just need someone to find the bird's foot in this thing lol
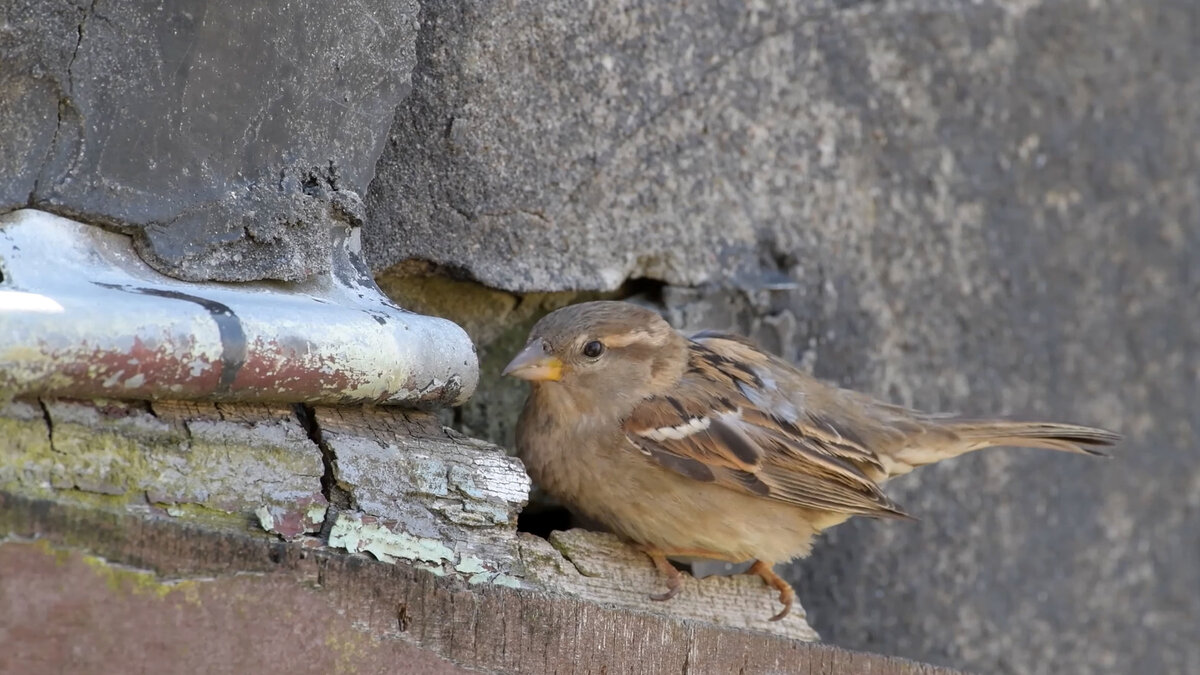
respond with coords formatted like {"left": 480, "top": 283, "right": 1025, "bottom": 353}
{"left": 639, "top": 546, "right": 684, "bottom": 601}
{"left": 637, "top": 546, "right": 745, "bottom": 603}
{"left": 749, "top": 560, "right": 795, "bottom": 621}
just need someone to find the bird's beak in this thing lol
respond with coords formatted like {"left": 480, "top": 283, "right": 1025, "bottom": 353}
{"left": 502, "top": 340, "right": 563, "bottom": 381}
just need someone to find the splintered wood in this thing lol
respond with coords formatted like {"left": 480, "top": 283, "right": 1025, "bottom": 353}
{"left": 0, "top": 399, "right": 967, "bottom": 673}
{"left": 305, "top": 405, "right": 820, "bottom": 641}
{"left": 520, "top": 529, "right": 820, "bottom": 642}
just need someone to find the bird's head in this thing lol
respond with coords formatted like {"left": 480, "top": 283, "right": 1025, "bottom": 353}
{"left": 502, "top": 301, "right": 687, "bottom": 406}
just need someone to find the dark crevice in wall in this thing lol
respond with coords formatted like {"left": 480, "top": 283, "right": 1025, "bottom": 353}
{"left": 30, "top": 0, "right": 95, "bottom": 206}
{"left": 616, "top": 276, "right": 668, "bottom": 306}
{"left": 515, "top": 501, "right": 574, "bottom": 541}
{"left": 293, "top": 404, "right": 355, "bottom": 539}
{"left": 36, "top": 398, "right": 54, "bottom": 447}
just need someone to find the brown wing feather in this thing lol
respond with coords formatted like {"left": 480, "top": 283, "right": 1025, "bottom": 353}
{"left": 623, "top": 333, "right": 909, "bottom": 519}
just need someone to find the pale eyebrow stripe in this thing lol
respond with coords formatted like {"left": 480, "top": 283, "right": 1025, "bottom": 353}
{"left": 602, "top": 329, "right": 666, "bottom": 348}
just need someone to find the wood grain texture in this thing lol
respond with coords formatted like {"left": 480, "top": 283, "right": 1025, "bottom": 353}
{"left": 0, "top": 399, "right": 959, "bottom": 671}
{"left": 0, "top": 398, "right": 823, "bottom": 642}
{"left": 307, "top": 404, "right": 823, "bottom": 642}
{"left": 0, "top": 491, "right": 958, "bottom": 674}
{"left": 522, "top": 530, "right": 820, "bottom": 642}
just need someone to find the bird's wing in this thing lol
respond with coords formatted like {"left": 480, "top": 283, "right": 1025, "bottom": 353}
{"left": 621, "top": 332, "right": 912, "bottom": 518}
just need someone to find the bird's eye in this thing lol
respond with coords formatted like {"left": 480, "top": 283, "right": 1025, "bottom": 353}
{"left": 582, "top": 340, "right": 605, "bottom": 358}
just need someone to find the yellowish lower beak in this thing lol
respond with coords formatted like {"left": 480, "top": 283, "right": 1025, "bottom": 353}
{"left": 502, "top": 340, "right": 563, "bottom": 381}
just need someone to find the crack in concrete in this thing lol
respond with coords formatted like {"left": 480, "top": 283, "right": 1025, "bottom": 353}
{"left": 30, "top": 0, "right": 97, "bottom": 205}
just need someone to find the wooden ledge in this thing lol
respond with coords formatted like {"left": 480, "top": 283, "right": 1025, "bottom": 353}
{"left": 0, "top": 492, "right": 960, "bottom": 674}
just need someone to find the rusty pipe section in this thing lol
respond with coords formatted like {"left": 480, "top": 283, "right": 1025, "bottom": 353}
{"left": 0, "top": 210, "right": 477, "bottom": 407}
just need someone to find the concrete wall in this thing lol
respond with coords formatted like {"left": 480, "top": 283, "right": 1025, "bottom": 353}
{"left": 366, "top": 2, "right": 1199, "bottom": 673}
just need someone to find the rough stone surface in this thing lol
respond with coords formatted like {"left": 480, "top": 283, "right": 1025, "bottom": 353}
{"left": 365, "top": 1, "right": 1200, "bottom": 672}
{"left": 1, "top": 0, "right": 417, "bottom": 282}
{"left": 0, "top": 0, "right": 77, "bottom": 209}
{"left": 366, "top": 0, "right": 1197, "bottom": 292}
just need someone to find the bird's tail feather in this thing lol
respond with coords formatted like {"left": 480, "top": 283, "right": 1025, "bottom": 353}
{"left": 892, "top": 419, "right": 1119, "bottom": 470}
{"left": 948, "top": 420, "right": 1120, "bottom": 456}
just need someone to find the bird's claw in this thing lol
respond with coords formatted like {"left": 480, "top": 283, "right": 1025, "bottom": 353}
{"left": 649, "top": 579, "right": 682, "bottom": 602}
{"left": 750, "top": 560, "right": 795, "bottom": 621}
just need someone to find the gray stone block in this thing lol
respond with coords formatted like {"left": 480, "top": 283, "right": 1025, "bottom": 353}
{"left": 366, "top": 1, "right": 1199, "bottom": 672}
{"left": 3, "top": 0, "right": 417, "bottom": 282}
{"left": 365, "top": 0, "right": 1197, "bottom": 294}
{"left": 0, "top": 0, "right": 78, "bottom": 209}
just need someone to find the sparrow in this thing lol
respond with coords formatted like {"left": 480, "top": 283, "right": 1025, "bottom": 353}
{"left": 503, "top": 301, "right": 1119, "bottom": 621}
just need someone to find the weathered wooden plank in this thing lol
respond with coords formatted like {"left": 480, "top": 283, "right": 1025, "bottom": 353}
{"left": 0, "top": 541, "right": 474, "bottom": 675}
{"left": 309, "top": 404, "right": 820, "bottom": 642}
{"left": 520, "top": 530, "right": 820, "bottom": 642}
{"left": 0, "top": 491, "right": 960, "bottom": 674}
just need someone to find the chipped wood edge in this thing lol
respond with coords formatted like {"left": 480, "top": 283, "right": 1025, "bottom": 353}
{"left": 0, "top": 490, "right": 962, "bottom": 674}
{"left": 519, "top": 529, "right": 821, "bottom": 642}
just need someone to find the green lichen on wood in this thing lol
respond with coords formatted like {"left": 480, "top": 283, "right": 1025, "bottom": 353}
{"left": 27, "top": 539, "right": 202, "bottom": 604}
{"left": 0, "top": 399, "right": 323, "bottom": 527}
{"left": 40, "top": 419, "right": 164, "bottom": 495}
{"left": 149, "top": 501, "right": 263, "bottom": 530}
{"left": 0, "top": 404, "right": 54, "bottom": 491}
{"left": 322, "top": 625, "right": 378, "bottom": 674}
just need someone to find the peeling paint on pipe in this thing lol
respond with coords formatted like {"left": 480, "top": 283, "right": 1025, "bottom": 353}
{"left": 0, "top": 210, "right": 478, "bottom": 406}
